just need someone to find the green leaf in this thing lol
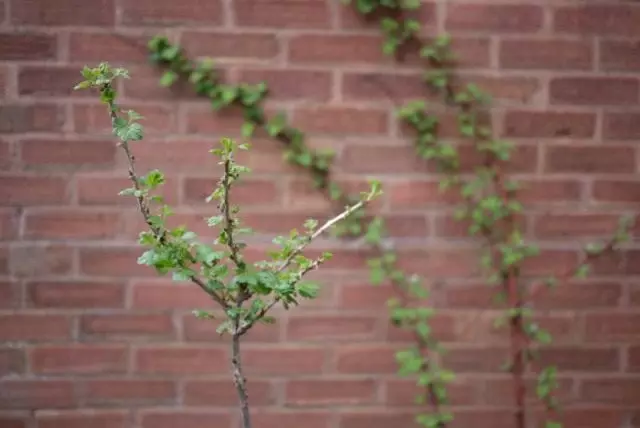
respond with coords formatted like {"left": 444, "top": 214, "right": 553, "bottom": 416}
{"left": 114, "top": 122, "right": 143, "bottom": 142}
{"left": 266, "top": 113, "right": 287, "bottom": 137}
{"left": 297, "top": 281, "right": 319, "bottom": 299}
{"left": 242, "top": 122, "right": 256, "bottom": 138}
{"left": 574, "top": 264, "right": 590, "bottom": 279}
{"left": 160, "top": 70, "right": 178, "bottom": 87}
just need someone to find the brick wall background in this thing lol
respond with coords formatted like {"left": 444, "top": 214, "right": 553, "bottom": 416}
{"left": 2, "top": 0, "right": 640, "bottom": 427}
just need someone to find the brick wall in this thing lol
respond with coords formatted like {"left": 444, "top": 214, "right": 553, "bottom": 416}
{"left": 1, "top": 0, "right": 640, "bottom": 427}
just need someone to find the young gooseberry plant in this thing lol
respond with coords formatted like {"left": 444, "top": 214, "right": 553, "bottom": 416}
{"left": 73, "top": 62, "right": 382, "bottom": 428}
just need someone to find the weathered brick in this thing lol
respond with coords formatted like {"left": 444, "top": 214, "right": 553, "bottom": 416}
{"left": 0, "top": 33, "right": 57, "bottom": 60}
{"left": 120, "top": 0, "right": 223, "bottom": 25}
{"left": 12, "top": 0, "right": 115, "bottom": 26}
{"left": 446, "top": 3, "right": 543, "bottom": 33}
{"left": 544, "top": 145, "right": 635, "bottom": 174}
{"left": 234, "top": 0, "right": 330, "bottom": 29}
{"left": 554, "top": 5, "right": 640, "bottom": 37}
{"left": 0, "top": 105, "right": 63, "bottom": 133}
{"left": 500, "top": 39, "right": 593, "bottom": 70}
{"left": 503, "top": 110, "right": 596, "bottom": 139}
{"left": 183, "top": 31, "right": 279, "bottom": 59}
{"left": 550, "top": 77, "right": 639, "bottom": 106}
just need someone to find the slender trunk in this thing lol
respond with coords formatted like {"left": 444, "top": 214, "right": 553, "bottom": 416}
{"left": 507, "top": 272, "right": 526, "bottom": 428}
{"left": 231, "top": 333, "right": 251, "bottom": 428}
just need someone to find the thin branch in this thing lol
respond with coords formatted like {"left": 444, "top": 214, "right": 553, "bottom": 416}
{"left": 106, "top": 100, "right": 228, "bottom": 309}
{"left": 219, "top": 156, "right": 245, "bottom": 271}
{"left": 276, "top": 198, "right": 367, "bottom": 274}
{"left": 236, "top": 198, "right": 369, "bottom": 336}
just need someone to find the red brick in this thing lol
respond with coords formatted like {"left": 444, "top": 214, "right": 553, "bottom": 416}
{"left": 0, "top": 380, "right": 75, "bottom": 409}
{"left": 585, "top": 313, "right": 640, "bottom": 342}
{"left": 521, "top": 250, "right": 578, "bottom": 277}
{"left": 0, "top": 415, "right": 26, "bottom": 428}
{"left": 243, "top": 347, "right": 326, "bottom": 375}
{"left": 482, "top": 376, "right": 574, "bottom": 406}
{"left": 0, "top": 210, "right": 17, "bottom": 241}
{"left": 120, "top": 0, "right": 223, "bottom": 25}
{"left": 336, "top": 345, "right": 396, "bottom": 374}
{"left": 184, "top": 379, "right": 275, "bottom": 406}
{"left": 183, "top": 31, "right": 279, "bottom": 59}
{"left": 74, "top": 103, "right": 175, "bottom": 136}
{"left": 292, "top": 106, "right": 389, "bottom": 136}
{"left": 289, "top": 34, "right": 384, "bottom": 64}
{"left": 18, "top": 66, "right": 90, "bottom": 97}
{"left": 537, "top": 347, "right": 619, "bottom": 372}
{"left": 503, "top": 110, "right": 596, "bottom": 139}
{"left": 285, "top": 379, "right": 376, "bottom": 405}
{"left": 0, "top": 104, "right": 63, "bottom": 133}
{"left": 460, "top": 74, "right": 541, "bottom": 104}
{"left": 184, "top": 177, "right": 280, "bottom": 207}
{"left": 397, "top": 248, "right": 479, "bottom": 278}
{"left": 252, "top": 411, "right": 330, "bottom": 428}
{"left": 458, "top": 144, "right": 537, "bottom": 174}
{"left": 550, "top": 77, "right": 639, "bottom": 106}
{"left": 342, "top": 72, "right": 425, "bottom": 102}
{"left": 0, "top": 281, "right": 20, "bottom": 309}
{"left": 600, "top": 40, "right": 640, "bottom": 72}
{"left": 338, "top": 411, "right": 414, "bottom": 428}
{"left": 21, "top": 139, "right": 116, "bottom": 168}
{"left": 0, "top": 175, "right": 69, "bottom": 206}
{"left": 340, "top": 146, "right": 430, "bottom": 175}
{"left": 24, "top": 210, "right": 121, "bottom": 239}
{"left": 560, "top": 409, "right": 626, "bottom": 428}
{"left": 0, "top": 314, "right": 71, "bottom": 341}
{"left": 446, "top": 3, "right": 543, "bottom": 33}
{"left": 238, "top": 69, "right": 332, "bottom": 101}
{"left": 135, "top": 346, "right": 227, "bottom": 375}
{"left": 0, "top": 348, "right": 25, "bottom": 376}
{"left": 30, "top": 345, "right": 128, "bottom": 374}
{"left": 581, "top": 379, "right": 640, "bottom": 405}
{"left": 603, "top": 112, "right": 640, "bottom": 141}
{"left": 534, "top": 213, "right": 619, "bottom": 239}
{"left": 11, "top": 0, "right": 114, "bottom": 26}
{"left": 36, "top": 411, "right": 128, "bottom": 428}
{"left": 77, "top": 175, "right": 178, "bottom": 206}
{"left": 140, "top": 410, "right": 232, "bottom": 428}
{"left": 234, "top": 0, "right": 330, "bottom": 29}
{"left": 630, "top": 346, "right": 640, "bottom": 371}
{"left": 593, "top": 180, "right": 640, "bottom": 203}
{"left": 339, "top": 284, "right": 397, "bottom": 310}
{"left": 81, "top": 314, "right": 175, "bottom": 337}
{"left": 554, "top": 5, "right": 640, "bottom": 37}
{"left": 83, "top": 379, "right": 176, "bottom": 404}
{"left": 500, "top": 39, "right": 592, "bottom": 71}
{"left": 79, "top": 247, "right": 154, "bottom": 278}
{"left": 120, "top": 65, "right": 198, "bottom": 101}
{"left": 130, "top": 140, "right": 229, "bottom": 172}
{"left": 389, "top": 180, "right": 457, "bottom": 208}
{"left": 286, "top": 315, "right": 378, "bottom": 341}
{"left": 443, "top": 347, "right": 508, "bottom": 373}
{"left": 27, "top": 281, "right": 124, "bottom": 308}
{"left": 131, "top": 282, "right": 213, "bottom": 310}
{"left": 532, "top": 282, "right": 622, "bottom": 309}
{"left": 544, "top": 145, "right": 635, "bottom": 174}
{"left": 69, "top": 33, "right": 148, "bottom": 63}
{"left": 385, "top": 378, "right": 477, "bottom": 406}
{"left": 0, "top": 33, "right": 57, "bottom": 60}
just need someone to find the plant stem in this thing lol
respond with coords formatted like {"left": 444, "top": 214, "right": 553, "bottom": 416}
{"left": 231, "top": 332, "right": 252, "bottom": 428}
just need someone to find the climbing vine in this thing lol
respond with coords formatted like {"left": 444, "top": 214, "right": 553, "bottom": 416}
{"left": 147, "top": 1, "right": 635, "bottom": 427}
